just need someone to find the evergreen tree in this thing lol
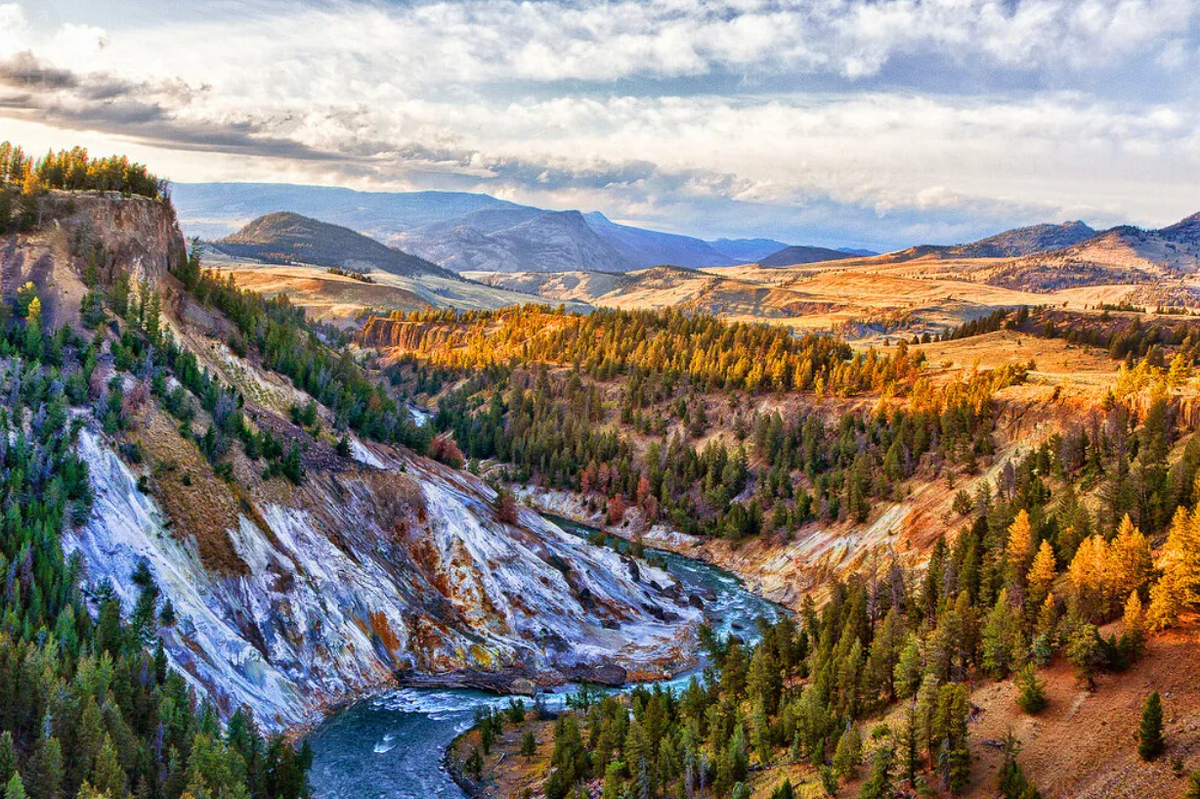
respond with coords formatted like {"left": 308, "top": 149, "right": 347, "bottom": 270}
{"left": 6, "top": 774, "right": 27, "bottom": 799}
{"left": 1138, "top": 692, "right": 1165, "bottom": 761}
{"left": 1015, "top": 665, "right": 1048, "bottom": 714}
{"left": 997, "top": 734, "right": 1041, "bottom": 799}
{"left": 859, "top": 743, "right": 894, "bottom": 799}
{"left": 0, "top": 733, "right": 16, "bottom": 789}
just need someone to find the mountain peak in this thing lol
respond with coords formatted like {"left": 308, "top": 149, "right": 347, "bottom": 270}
{"left": 948, "top": 219, "right": 1097, "bottom": 258}
{"left": 215, "top": 211, "right": 452, "bottom": 279}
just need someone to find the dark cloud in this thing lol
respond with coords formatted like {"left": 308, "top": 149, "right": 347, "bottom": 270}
{"left": 0, "top": 51, "right": 78, "bottom": 89}
{"left": 0, "top": 52, "right": 345, "bottom": 164}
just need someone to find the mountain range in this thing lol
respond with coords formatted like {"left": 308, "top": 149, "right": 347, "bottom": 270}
{"left": 174, "top": 183, "right": 797, "bottom": 273}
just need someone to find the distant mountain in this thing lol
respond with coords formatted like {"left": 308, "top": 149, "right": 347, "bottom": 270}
{"left": 949, "top": 220, "right": 1097, "bottom": 258}
{"left": 706, "top": 237, "right": 792, "bottom": 263}
{"left": 175, "top": 182, "right": 866, "bottom": 274}
{"left": 980, "top": 212, "right": 1200, "bottom": 291}
{"left": 211, "top": 212, "right": 454, "bottom": 278}
{"left": 758, "top": 245, "right": 858, "bottom": 267}
{"left": 396, "top": 210, "right": 634, "bottom": 273}
{"left": 172, "top": 183, "right": 526, "bottom": 240}
{"left": 837, "top": 247, "right": 878, "bottom": 257}
{"left": 583, "top": 212, "right": 737, "bottom": 268}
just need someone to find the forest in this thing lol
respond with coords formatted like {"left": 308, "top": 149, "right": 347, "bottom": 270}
{"left": 456, "top": 408, "right": 1200, "bottom": 799}
{"left": 368, "top": 307, "right": 1037, "bottom": 539}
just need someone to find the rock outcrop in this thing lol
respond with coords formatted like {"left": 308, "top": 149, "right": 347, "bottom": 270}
{"left": 69, "top": 429, "right": 699, "bottom": 731}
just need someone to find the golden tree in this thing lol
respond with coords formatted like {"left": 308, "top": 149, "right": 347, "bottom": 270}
{"left": 1148, "top": 502, "right": 1200, "bottom": 629}
{"left": 1026, "top": 540, "right": 1057, "bottom": 612}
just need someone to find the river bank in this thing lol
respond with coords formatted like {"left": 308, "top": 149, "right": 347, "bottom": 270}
{"left": 304, "top": 512, "right": 784, "bottom": 798}
{"left": 517, "top": 484, "right": 938, "bottom": 611}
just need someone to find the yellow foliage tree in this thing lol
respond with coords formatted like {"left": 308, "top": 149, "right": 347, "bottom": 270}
{"left": 1067, "top": 535, "right": 1112, "bottom": 622}
{"left": 1110, "top": 514, "right": 1152, "bottom": 599}
{"left": 1026, "top": 539, "right": 1057, "bottom": 611}
{"left": 1148, "top": 503, "right": 1200, "bottom": 630}
{"left": 1167, "top": 352, "right": 1192, "bottom": 389}
{"left": 1005, "top": 510, "right": 1035, "bottom": 588}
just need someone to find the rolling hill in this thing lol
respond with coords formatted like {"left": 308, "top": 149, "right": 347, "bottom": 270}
{"left": 758, "top": 244, "right": 859, "bottom": 266}
{"left": 948, "top": 219, "right": 1097, "bottom": 257}
{"left": 209, "top": 212, "right": 455, "bottom": 279}
{"left": 979, "top": 212, "right": 1200, "bottom": 291}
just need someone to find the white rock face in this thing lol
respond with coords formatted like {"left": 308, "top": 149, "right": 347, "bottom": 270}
{"left": 69, "top": 430, "right": 698, "bottom": 731}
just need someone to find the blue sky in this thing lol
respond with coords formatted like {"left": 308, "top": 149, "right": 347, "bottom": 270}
{"left": 1, "top": 0, "right": 1198, "bottom": 250}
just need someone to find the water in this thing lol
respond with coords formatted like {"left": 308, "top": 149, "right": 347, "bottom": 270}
{"left": 306, "top": 514, "right": 783, "bottom": 798}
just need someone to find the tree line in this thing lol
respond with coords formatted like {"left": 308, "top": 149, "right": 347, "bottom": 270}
{"left": 0, "top": 142, "right": 166, "bottom": 233}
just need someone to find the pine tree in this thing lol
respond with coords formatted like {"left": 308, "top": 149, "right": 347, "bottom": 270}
{"left": 90, "top": 735, "right": 126, "bottom": 798}
{"left": 1015, "top": 665, "right": 1048, "bottom": 714}
{"left": 935, "top": 684, "right": 971, "bottom": 794}
{"left": 981, "top": 589, "right": 1019, "bottom": 678}
{"left": 6, "top": 773, "right": 27, "bottom": 799}
{"left": 832, "top": 726, "right": 863, "bottom": 778}
{"left": 768, "top": 779, "right": 795, "bottom": 799}
{"left": 1185, "top": 769, "right": 1200, "bottom": 799}
{"left": 1138, "top": 692, "right": 1164, "bottom": 761}
{"left": 859, "top": 743, "right": 894, "bottom": 799}
{"left": 520, "top": 730, "right": 537, "bottom": 759}
{"left": 997, "top": 734, "right": 1041, "bottom": 799}
{"left": 898, "top": 712, "right": 921, "bottom": 785}
{"left": 0, "top": 733, "right": 16, "bottom": 789}
{"left": 32, "top": 732, "right": 63, "bottom": 799}
{"left": 1065, "top": 624, "right": 1102, "bottom": 690}
{"left": 1031, "top": 592, "right": 1059, "bottom": 665}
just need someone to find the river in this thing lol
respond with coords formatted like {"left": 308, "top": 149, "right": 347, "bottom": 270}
{"left": 305, "top": 514, "right": 783, "bottom": 798}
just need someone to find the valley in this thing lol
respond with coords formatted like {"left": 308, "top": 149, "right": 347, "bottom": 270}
{"left": 4, "top": 142, "right": 1200, "bottom": 799}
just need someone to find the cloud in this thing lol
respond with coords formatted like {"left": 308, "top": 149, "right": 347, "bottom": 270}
{"left": 0, "top": 0, "right": 1198, "bottom": 247}
{"left": 0, "top": 51, "right": 77, "bottom": 88}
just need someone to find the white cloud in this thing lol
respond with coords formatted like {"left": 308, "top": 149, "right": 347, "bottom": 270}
{"left": 1, "top": 0, "right": 1198, "bottom": 245}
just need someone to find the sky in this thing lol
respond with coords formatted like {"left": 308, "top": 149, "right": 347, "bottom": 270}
{"left": 0, "top": 0, "right": 1198, "bottom": 250}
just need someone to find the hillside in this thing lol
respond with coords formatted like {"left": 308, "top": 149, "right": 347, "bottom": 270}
{"left": 980, "top": 212, "right": 1200, "bottom": 291}
{"left": 452, "top": 618, "right": 1200, "bottom": 799}
{"left": 949, "top": 220, "right": 1097, "bottom": 257}
{"left": 210, "top": 211, "right": 455, "bottom": 278}
{"left": 466, "top": 265, "right": 843, "bottom": 320}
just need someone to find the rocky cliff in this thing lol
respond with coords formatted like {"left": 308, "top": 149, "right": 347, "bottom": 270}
{"left": 70, "top": 428, "right": 699, "bottom": 731}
